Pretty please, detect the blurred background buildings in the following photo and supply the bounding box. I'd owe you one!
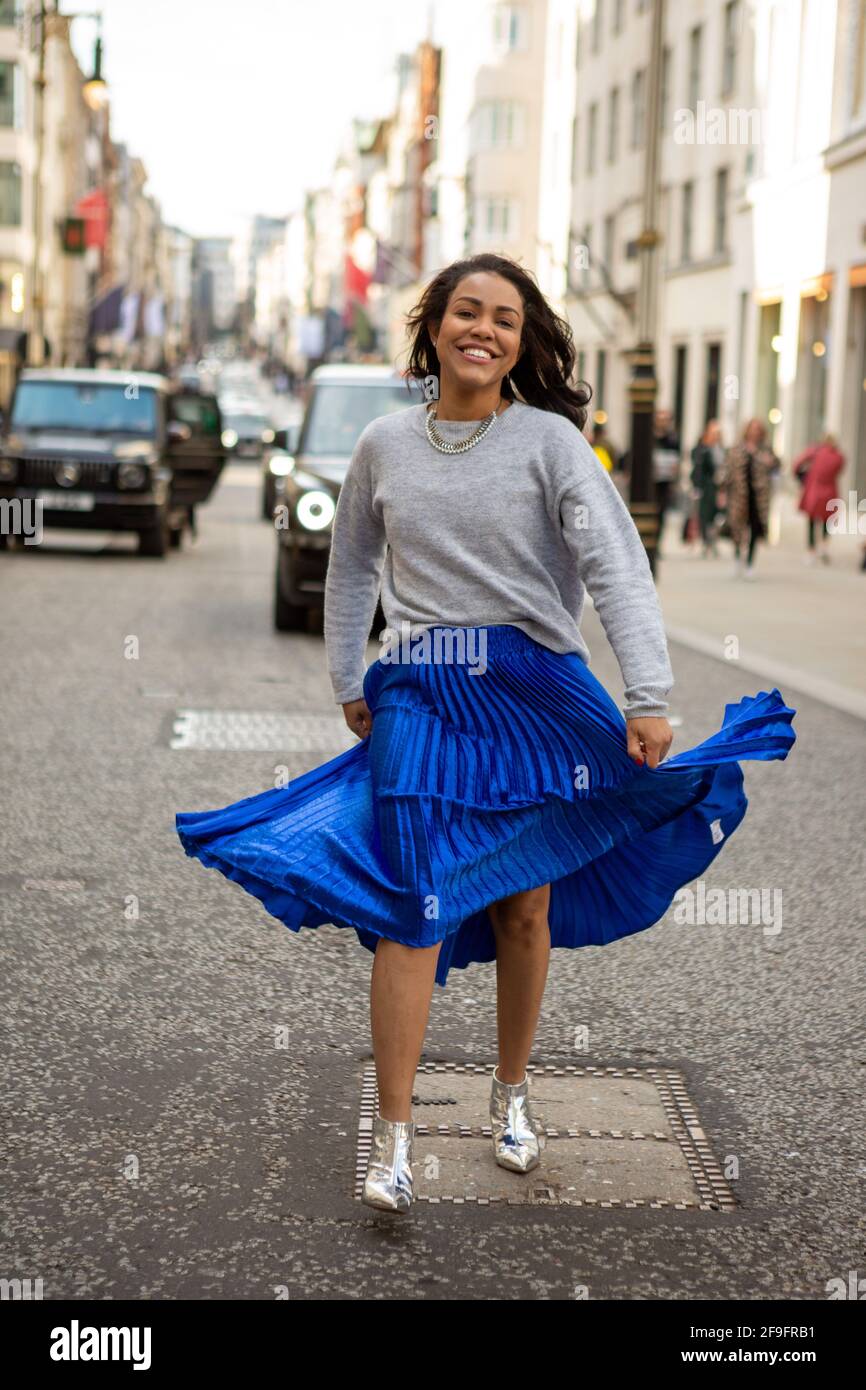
[0,0,863,491]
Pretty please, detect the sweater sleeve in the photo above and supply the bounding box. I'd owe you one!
[555,433,674,719]
[323,426,388,705]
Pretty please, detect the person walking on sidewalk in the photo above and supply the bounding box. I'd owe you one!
[651,408,682,554]
[724,418,779,579]
[175,254,797,1216]
[690,419,725,556]
[793,433,845,565]
[590,419,616,472]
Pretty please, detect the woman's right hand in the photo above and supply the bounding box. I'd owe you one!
[342,698,373,740]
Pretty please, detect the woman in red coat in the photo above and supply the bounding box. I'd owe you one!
[793,434,845,565]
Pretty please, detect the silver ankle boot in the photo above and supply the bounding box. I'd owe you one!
[362,1114,415,1212]
[489,1065,546,1173]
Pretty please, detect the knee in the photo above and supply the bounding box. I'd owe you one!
[489,908,549,942]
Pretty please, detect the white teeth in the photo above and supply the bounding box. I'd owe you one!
[461,347,492,359]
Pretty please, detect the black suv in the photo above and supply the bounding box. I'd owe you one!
[0,367,226,556]
[273,364,424,630]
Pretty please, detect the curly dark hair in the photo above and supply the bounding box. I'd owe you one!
[402,252,592,431]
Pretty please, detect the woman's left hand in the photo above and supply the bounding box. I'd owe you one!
[626,716,673,769]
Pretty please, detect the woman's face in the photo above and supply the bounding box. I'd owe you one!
[705,420,720,444]
[432,272,524,391]
[744,420,765,447]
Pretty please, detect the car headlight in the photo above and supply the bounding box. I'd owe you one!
[117,462,149,489]
[221,428,238,448]
[261,428,275,444]
[296,489,335,531]
[0,455,17,481]
[268,455,294,477]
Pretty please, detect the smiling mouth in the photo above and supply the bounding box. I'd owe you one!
[456,345,498,362]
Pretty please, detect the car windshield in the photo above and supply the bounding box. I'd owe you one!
[301,380,423,455]
[11,381,158,435]
[225,415,269,438]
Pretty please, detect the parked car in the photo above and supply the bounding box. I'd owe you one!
[273,364,424,631]
[0,367,226,556]
[220,407,274,461]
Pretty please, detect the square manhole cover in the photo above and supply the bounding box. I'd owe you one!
[356,1063,736,1210]
[170,710,355,751]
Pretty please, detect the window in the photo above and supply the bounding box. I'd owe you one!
[0,2,22,25]
[603,213,615,275]
[11,382,159,434]
[595,348,607,409]
[0,159,21,224]
[659,46,671,131]
[476,196,520,242]
[681,180,694,262]
[705,342,721,422]
[673,345,688,438]
[688,25,702,111]
[575,17,583,67]
[583,223,592,286]
[571,114,579,182]
[631,68,646,148]
[492,4,529,52]
[0,61,22,128]
[592,0,604,53]
[577,350,586,384]
[721,0,740,96]
[714,166,728,253]
[853,0,866,120]
[613,0,625,35]
[473,101,526,151]
[586,102,598,175]
[607,86,620,163]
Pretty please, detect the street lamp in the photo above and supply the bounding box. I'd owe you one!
[627,0,666,576]
[82,29,107,109]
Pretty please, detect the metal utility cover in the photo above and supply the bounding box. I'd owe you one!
[356,1062,736,1211]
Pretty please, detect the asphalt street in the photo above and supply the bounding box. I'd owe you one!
[1,459,863,1301]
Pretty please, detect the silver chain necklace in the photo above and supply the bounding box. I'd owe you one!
[424,400,506,454]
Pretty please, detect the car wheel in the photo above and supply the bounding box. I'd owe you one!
[138,510,170,557]
[169,523,184,549]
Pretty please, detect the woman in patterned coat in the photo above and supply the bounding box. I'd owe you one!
[724,418,779,578]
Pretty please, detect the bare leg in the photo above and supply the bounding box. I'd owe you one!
[488,883,551,1083]
[370,938,442,1122]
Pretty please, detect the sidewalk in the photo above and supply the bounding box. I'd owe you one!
[653,489,866,720]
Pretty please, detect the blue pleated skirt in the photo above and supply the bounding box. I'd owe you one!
[175,625,797,987]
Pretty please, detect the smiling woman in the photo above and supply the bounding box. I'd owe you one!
[175,252,797,1215]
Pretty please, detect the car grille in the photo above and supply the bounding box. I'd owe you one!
[17,457,116,488]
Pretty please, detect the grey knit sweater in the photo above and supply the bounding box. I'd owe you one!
[323,399,673,718]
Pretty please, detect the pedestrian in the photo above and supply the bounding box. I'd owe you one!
[792,433,845,565]
[175,253,796,1214]
[590,418,615,472]
[690,419,725,556]
[648,408,681,553]
[724,418,779,579]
